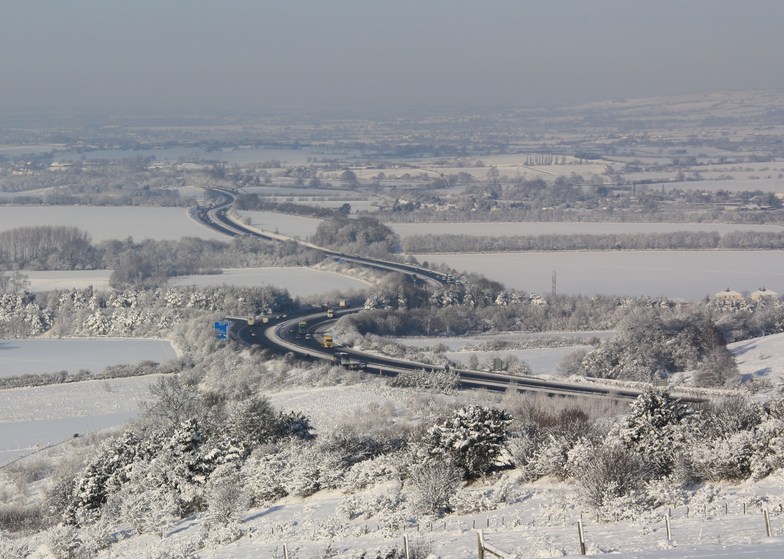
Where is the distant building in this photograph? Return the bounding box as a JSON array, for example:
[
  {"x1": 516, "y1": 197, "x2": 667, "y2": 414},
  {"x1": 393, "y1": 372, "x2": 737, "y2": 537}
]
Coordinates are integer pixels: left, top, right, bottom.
[
  {"x1": 713, "y1": 288, "x2": 744, "y2": 302},
  {"x1": 751, "y1": 287, "x2": 778, "y2": 302}
]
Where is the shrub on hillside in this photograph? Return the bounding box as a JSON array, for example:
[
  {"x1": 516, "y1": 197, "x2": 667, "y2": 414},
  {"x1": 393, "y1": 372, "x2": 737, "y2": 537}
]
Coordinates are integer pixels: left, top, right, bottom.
[{"x1": 426, "y1": 405, "x2": 512, "y2": 478}]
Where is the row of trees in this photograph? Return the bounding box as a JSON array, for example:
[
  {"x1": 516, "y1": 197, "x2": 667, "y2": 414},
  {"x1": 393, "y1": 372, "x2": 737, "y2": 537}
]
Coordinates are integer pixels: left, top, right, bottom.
[
  {"x1": 0, "y1": 283, "x2": 296, "y2": 339},
  {"x1": 403, "y1": 230, "x2": 784, "y2": 253},
  {"x1": 0, "y1": 227, "x2": 97, "y2": 270},
  {"x1": 0, "y1": 226, "x2": 323, "y2": 285}
]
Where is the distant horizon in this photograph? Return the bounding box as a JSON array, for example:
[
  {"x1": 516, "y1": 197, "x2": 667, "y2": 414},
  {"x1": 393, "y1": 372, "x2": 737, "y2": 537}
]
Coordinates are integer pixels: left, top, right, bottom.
[
  {"x1": 3, "y1": 87, "x2": 783, "y2": 123},
  {"x1": 3, "y1": 1, "x2": 783, "y2": 117}
]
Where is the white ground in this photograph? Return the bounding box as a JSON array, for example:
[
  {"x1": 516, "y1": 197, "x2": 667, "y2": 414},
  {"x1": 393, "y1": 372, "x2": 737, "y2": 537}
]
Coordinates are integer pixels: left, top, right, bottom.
[
  {"x1": 415, "y1": 250, "x2": 784, "y2": 300},
  {"x1": 4, "y1": 334, "x2": 784, "y2": 556},
  {"x1": 0, "y1": 338, "x2": 178, "y2": 378},
  {"x1": 0, "y1": 206, "x2": 226, "y2": 241},
  {"x1": 169, "y1": 267, "x2": 371, "y2": 296},
  {"x1": 397, "y1": 332, "x2": 612, "y2": 375},
  {"x1": 730, "y1": 332, "x2": 784, "y2": 389},
  {"x1": 0, "y1": 336, "x2": 175, "y2": 465},
  {"x1": 0, "y1": 374, "x2": 162, "y2": 466},
  {"x1": 235, "y1": 210, "x2": 323, "y2": 239},
  {"x1": 14, "y1": 270, "x2": 112, "y2": 291}
]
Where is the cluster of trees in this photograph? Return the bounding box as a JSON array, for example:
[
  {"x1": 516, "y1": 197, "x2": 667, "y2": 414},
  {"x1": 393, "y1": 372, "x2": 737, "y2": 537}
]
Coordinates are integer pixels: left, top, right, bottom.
[
  {"x1": 0, "y1": 226, "x2": 323, "y2": 285},
  {"x1": 311, "y1": 216, "x2": 400, "y2": 257},
  {"x1": 0, "y1": 283, "x2": 296, "y2": 339},
  {"x1": 403, "y1": 230, "x2": 784, "y2": 253},
  {"x1": 44, "y1": 376, "x2": 313, "y2": 546},
  {"x1": 577, "y1": 308, "x2": 738, "y2": 386},
  {"x1": 234, "y1": 193, "x2": 343, "y2": 219},
  {"x1": 353, "y1": 274, "x2": 784, "y2": 386},
  {"x1": 0, "y1": 161, "x2": 189, "y2": 207},
  {"x1": 0, "y1": 227, "x2": 97, "y2": 270}
]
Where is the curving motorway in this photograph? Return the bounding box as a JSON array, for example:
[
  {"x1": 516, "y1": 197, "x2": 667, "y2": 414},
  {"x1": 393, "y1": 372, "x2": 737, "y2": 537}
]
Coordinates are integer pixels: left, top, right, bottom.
[{"x1": 193, "y1": 188, "x2": 701, "y2": 403}]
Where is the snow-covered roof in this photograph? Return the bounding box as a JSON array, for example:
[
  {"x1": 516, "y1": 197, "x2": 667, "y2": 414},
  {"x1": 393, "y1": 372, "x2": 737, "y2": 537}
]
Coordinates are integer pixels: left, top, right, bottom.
[
  {"x1": 751, "y1": 287, "x2": 778, "y2": 300},
  {"x1": 713, "y1": 287, "x2": 743, "y2": 300}
]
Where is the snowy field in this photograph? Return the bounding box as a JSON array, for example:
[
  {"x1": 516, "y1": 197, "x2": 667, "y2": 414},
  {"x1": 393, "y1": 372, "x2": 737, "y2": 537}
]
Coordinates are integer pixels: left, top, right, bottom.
[
  {"x1": 0, "y1": 374, "x2": 162, "y2": 466},
  {"x1": 0, "y1": 206, "x2": 226, "y2": 241},
  {"x1": 391, "y1": 221, "x2": 784, "y2": 238},
  {"x1": 0, "y1": 338, "x2": 178, "y2": 378},
  {"x1": 0, "y1": 337, "x2": 177, "y2": 465},
  {"x1": 235, "y1": 210, "x2": 323, "y2": 239},
  {"x1": 730, "y1": 332, "x2": 784, "y2": 388},
  {"x1": 15, "y1": 269, "x2": 112, "y2": 291},
  {"x1": 51, "y1": 145, "x2": 358, "y2": 165},
  {"x1": 11, "y1": 267, "x2": 370, "y2": 295},
  {"x1": 416, "y1": 250, "x2": 784, "y2": 300},
  {"x1": 397, "y1": 332, "x2": 612, "y2": 375},
  {"x1": 169, "y1": 267, "x2": 371, "y2": 296}
]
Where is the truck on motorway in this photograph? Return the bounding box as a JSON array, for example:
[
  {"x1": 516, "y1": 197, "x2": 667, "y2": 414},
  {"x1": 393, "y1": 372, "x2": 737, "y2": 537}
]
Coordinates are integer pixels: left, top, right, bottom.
[
  {"x1": 297, "y1": 321, "x2": 307, "y2": 336},
  {"x1": 322, "y1": 334, "x2": 334, "y2": 349},
  {"x1": 326, "y1": 308, "x2": 335, "y2": 318},
  {"x1": 333, "y1": 351, "x2": 366, "y2": 370}
]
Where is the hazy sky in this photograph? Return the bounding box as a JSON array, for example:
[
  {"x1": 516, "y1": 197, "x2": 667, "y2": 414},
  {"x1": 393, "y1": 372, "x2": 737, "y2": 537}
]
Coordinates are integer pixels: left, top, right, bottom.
[{"x1": 3, "y1": 0, "x2": 783, "y2": 115}]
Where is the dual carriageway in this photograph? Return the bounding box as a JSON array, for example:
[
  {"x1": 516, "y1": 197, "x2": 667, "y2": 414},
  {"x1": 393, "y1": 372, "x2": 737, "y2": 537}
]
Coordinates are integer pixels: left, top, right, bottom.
[{"x1": 193, "y1": 188, "x2": 668, "y2": 402}]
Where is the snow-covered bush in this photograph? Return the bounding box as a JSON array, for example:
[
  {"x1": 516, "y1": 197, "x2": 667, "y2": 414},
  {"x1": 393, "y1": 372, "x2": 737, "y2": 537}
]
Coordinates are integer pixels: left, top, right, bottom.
[
  {"x1": 43, "y1": 524, "x2": 84, "y2": 559},
  {"x1": 240, "y1": 447, "x2": 290, "y2": 506},
  {"x1": 618, "y1": 388, "x2": 691, "y2": 476},
  {"x1": 282, "y1": 442, "x2": 345, "y2": 497},
  {"x1": 450, "y1": 478, "x2": 521, "y2": 514},
  {"x1": 689, "y1": 430, "x2": 755, "y2": 481},
  {"x1": 109, "y1": 461, "x2": 180, "y2": 537},
  {"x1": 243, "y1": 440, "x2": 345, "y2": 500},
  {"x1": 525, "y1": 433, "x2": 575, "y2": 481},
  {"x1": 571, "y1": 441, "x2": 653, "y2": 512},
  {"x1": 320, "y1": 424, "x2": 402, "y2": 471},
  {"x1": 63, "y1": 430, "x2": 145, "y2": 525},
  {"x1": 426, "y1": 405, "x2": 512, "y2": 477},
  {"x1": 341, "y1": 454, "x2": 401, "y2": 492},
  {"x1": 387, "y1": 368, "x2": 459, "y2": 392},
  {"x1": 749, "y1": 415, "x2": 784, "y2": 479},
  {"x1": 203, "y1": 464, "x2": 250, "y2": 529},
  {"x1": 0, "y1": 535, "x2": 29, "y2": 559},
  {"x1": 407, "y1": 459, "x2": 463, "y2": 516}
]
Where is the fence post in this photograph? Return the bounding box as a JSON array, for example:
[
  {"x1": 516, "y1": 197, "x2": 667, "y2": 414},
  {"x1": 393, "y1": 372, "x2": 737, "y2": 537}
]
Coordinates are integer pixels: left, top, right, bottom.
[
  {"x1": 403, "y1": 534, "x2": 410, "y2": 559},
  {"x1": 665, "y1": 514, "x2": 672, "y2": 542},
  {"x1": 577, "y1": 520, "x2": 586, "y2": 555},
  {"x1": 283, "y1": 543, "x2": 289, "y2": 559},
  {"x1": 477, "y1": 530, "x2": 485, "y2": 559},
  {"x1": 764, "y1": 508, "x2": 772, "y2": 538}
]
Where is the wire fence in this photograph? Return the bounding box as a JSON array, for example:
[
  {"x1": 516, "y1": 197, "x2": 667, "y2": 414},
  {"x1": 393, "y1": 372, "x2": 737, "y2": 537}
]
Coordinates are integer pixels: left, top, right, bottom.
[{"x1": 223, "y1": 501, "x2": 784, "y2": 558}]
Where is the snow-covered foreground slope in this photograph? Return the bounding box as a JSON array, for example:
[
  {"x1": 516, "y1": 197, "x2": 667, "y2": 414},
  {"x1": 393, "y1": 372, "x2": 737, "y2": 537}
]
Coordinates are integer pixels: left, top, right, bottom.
[
  {"x1": 85, "y1": 468, "x2": 784, "y2": 559},
  {"x1": 7, "y1": 334, "x2": 784, "y2": 557},
  {"x1": 730, "y1": 332, "x2": 784, "y2": 389}
]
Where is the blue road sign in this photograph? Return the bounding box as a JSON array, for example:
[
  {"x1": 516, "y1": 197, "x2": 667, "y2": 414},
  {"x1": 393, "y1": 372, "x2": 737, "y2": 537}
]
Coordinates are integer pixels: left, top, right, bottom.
[{"x1": 214, "y1": 321, "x2": 229, "y2": 340}]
